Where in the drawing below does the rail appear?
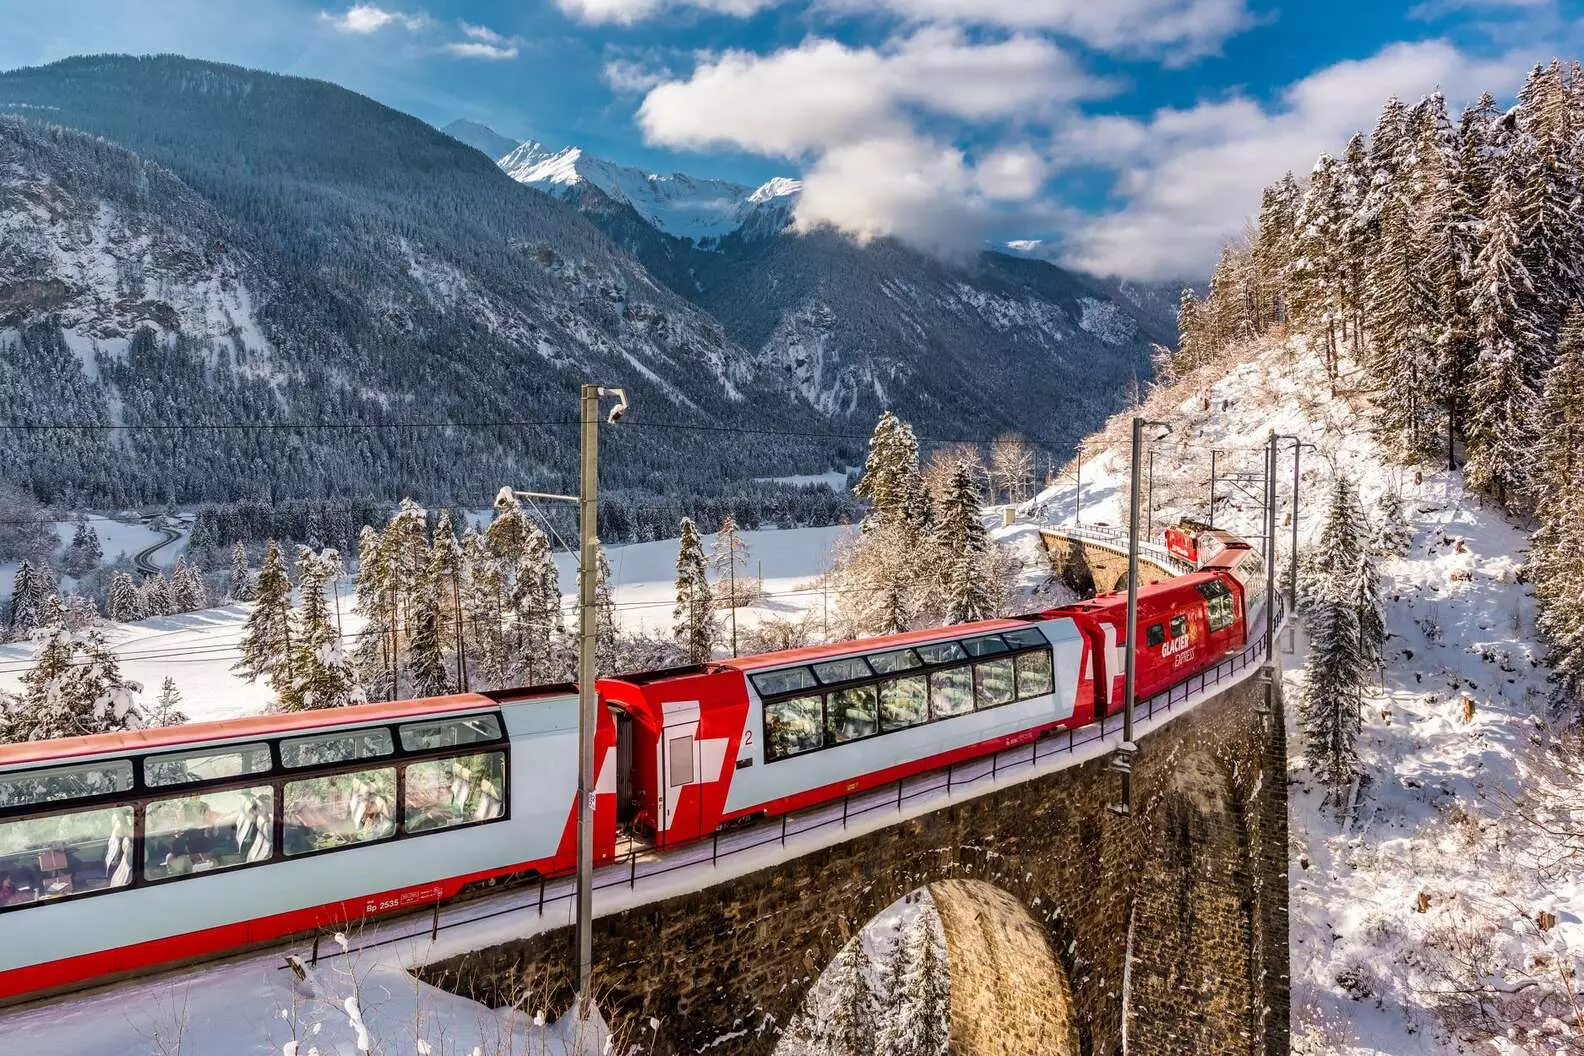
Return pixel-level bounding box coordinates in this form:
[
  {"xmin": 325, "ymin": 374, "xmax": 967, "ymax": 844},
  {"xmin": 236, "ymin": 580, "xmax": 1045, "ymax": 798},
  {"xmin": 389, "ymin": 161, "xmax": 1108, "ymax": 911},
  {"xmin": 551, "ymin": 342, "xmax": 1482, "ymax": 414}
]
[{"xmin": 291, "ymin": 592, "xmax": 1287, "ymax": 971}]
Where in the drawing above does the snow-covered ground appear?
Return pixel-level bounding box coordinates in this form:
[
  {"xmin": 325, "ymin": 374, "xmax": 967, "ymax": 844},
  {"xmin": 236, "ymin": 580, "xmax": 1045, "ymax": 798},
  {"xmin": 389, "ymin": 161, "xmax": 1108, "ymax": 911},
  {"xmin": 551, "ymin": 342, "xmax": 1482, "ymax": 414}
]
[
  {"xmin": 0, "ymin": 525, "xmax": 857, "ymax": 721},
  {"xmin": 1100, "ymin": 335, "xmax": 1567, "ymax": 1053}
]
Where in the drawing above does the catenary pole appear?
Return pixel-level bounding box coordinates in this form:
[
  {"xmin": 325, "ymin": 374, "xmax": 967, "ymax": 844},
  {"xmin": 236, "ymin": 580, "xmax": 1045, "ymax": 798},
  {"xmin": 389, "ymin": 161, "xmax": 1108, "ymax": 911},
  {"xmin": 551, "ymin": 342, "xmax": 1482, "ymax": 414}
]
[
  {"xmin": 575, "ymin": 383, "xmax": 599, "ymax": 1013},
  {"xmin": 1264, "ymin": 432, "xmax": 1278, "ymax": 662}
]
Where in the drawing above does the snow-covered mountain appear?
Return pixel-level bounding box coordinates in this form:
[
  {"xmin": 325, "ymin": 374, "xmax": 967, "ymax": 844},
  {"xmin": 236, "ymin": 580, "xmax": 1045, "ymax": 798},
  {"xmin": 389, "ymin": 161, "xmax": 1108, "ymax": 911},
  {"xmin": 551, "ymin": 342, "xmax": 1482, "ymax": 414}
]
[{"xmin": 496, "ymin": 135, "xmax": 801, "ymax": 247}]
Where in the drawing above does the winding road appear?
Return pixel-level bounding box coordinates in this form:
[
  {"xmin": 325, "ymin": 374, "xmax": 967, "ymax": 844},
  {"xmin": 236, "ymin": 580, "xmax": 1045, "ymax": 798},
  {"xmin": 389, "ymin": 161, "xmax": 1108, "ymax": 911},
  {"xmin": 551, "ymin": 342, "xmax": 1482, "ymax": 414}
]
[{"xmin": 132, "ymin": 524, "xmax": 182, "ymax": 577}]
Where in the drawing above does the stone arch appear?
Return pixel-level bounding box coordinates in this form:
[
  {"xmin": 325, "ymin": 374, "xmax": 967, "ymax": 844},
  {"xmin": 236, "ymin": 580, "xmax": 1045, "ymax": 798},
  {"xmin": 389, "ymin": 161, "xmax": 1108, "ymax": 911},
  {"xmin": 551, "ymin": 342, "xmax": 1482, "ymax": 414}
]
[{"xmin": 929, "ymin": 879, "xmax": 1082, "ymax": 1056}]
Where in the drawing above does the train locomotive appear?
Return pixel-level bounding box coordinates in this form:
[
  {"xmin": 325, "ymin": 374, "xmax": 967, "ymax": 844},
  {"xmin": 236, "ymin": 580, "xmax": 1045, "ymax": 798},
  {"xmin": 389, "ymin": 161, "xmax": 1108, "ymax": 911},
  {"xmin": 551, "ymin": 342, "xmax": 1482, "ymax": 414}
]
[{"xmin": 0, "ymin": 529, "xmax": 1262, "ymax": 1004}]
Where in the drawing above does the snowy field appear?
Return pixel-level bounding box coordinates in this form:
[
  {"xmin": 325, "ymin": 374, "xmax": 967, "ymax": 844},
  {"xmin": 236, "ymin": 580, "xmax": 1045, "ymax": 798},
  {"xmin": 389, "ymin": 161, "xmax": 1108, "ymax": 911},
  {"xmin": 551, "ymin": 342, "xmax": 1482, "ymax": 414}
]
[{"xmin": 0, "ymin": 525, "xmax": 856, "ymax": 721}]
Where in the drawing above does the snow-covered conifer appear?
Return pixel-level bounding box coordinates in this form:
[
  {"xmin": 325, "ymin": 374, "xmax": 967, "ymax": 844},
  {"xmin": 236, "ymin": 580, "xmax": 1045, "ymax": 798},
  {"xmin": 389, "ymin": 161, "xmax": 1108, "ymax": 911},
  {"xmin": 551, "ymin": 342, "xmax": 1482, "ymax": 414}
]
[
  {"xmin": 170, "ymin": 558, "xmax": 208, "ymax": 612},
  {"xmin": 855, "ymin": 411, "xmax": 922, "ymax": 531},
  {"xmin": 937, "ymin": 463, "xmax": 994, "ymax": 624},
  {"xmin": 351, "ymin": 524, "xmax": 398, "ymax": 701},
  {"xmin": 407, "ymin": 564, "xmax": 452, "ymax": 698},
  {"xmin": 818, "ymin": 939, "xmax": 876, "ymax": 1056},
  {"xmin": 234, "ymin": 539, "xmax": 294, "ymax": 697},
  {"xmin": 148, "ymin": 676, "xmax": 187, "ymax": 728},
  {"xmin": 7, "ymin": 560, "xmax": 47, "ymax": 640},
  {"xmin": 884, "ymin": 904, "xmax": 950, "ymax": 1056},
  {"xmin": 62, "ymin": 521, "xmax": 103, "ymax": 577},
  {"xmin": 1533, "ymin": 307, "xmax": 1584, "ymax": 703},
  {"xmin": 14, "ymin": 624, "xmax": 144, "ymax": 740},
  {"xmin": 137, "ymin": 572, "xmax": 173, "ymax": 617},
  {"xmin": 105, "ymin": 571, "xmax": 141, "ymax": 623},
  {"xmin": 462, "ymin": 529, "xmax": 507, "ymax": 690},
  {"xmin": 228, "ymin": 541, "xmax": 253, "ymax": 601},
  {"xmin": 285, "ymin": 548, "xmax": 359, "ymax": 711},
  {"xmin": 672, "ymin": 518, "xmax": 716, "ymax": 664}
]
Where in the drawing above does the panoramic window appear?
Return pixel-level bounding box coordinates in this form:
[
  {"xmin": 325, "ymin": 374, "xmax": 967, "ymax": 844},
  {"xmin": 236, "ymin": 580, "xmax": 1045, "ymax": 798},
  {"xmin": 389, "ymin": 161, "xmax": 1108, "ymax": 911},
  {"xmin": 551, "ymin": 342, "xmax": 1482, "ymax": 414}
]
[
  {"xmin": 282, "ymin": 767, "xmax": 397, "ymax": 855},
  {"xmin": 974, "ymin": 658, "xmax": 1016, "ymax": 709},
  {"xmin": 929, "ymin": 667, "xmax": 975, "ymax": 719},
  {"xmin": 764, "ymin": 694, "xmax": 824, "ymax": 760},
  {"xmin": 0, "ymin": 805, "xmax": 135, "ymax": 905},
  {"xmin": 916, "ymin": 641, "xmax": 967, "ymax": 666},
  {"xmin": 962, "ymin": 635, "xmax": 1009, "ymax": 658},
  {"xmin": 1001, "ymin": 627, "xmax": 1049, "ymax": 650},
  {"xmin": 813, "ymin": 657, "xmax": 873, "ymax": 685},
  {"xmin": 399, "ymin": 715, "xmax": 502, "ymax": 753},
  {"xmin": 878, "ymin": 675, "xmax": 929, "ymax": 731},
  {"xmin": 1015, "ymin": 651, "xmax": 1055, "ymax": 699},
  {"xmin": 752, "ymin": 667, "xmax": 818, "ymax": 698},
  {"xmin": 144, "ymin": 785, "xmax": 274, "ymax": 879},
  {"xmin": 826, "ymin": 685, "xmax": 879, "ymax": 743},
  {"xmin": 145, "ymin": 743, "xmax": 272, "ymax": 788},
  {"xmin": 868, "ymin": 648, "xmax": 923, "ymax": 675},
  {"xmin": 0, "ymin": 761, "xmax": 133, "ymax": 810},
  {"xmin": 403, "ymin": 752, "xmax": 506, "ymax": 833},
  {"xmin": 281, "ymin": 728, "xmax": 394, "ymax": 769}
]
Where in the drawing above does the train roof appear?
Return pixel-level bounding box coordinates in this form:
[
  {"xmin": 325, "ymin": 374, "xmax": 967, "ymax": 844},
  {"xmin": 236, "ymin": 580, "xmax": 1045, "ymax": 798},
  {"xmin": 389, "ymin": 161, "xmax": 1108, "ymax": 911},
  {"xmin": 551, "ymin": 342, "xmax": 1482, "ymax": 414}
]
[
  {"xmin": 1063, "ymin": 570, "xmax": 1228, "ymax": 614},
  {"xmin": 0, "ymin": 691, "xmax": 506, "ymax": 770},
  {"xmin": 713, "ymin": 617, "xmax": 1038, "ymax": 674}
]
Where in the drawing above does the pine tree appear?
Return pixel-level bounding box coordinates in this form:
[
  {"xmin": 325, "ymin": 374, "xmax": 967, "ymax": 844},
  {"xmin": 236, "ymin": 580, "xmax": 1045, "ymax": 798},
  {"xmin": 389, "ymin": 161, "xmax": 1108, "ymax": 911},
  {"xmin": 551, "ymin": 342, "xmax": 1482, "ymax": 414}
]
[
  {"xmin": 351, "ymin": 524, "xmax": 398, "ymax": 701},
  {"xmin": 1299, "ymin": 476, "xmax": 1372, "ymax": 796},
  {"xmin": 285, "ymin": 548, "xmax": 359, "ymax": 711},
  {"xmin": 234, "ymin": 539, "xmax": 294, "ymax": 697},
  {"xmin": 170, "ymin": 558, "xmax": 208, "ymax": 612},
  {"xmin": 148, "ymin": 676, "xmax": 188, "ymax": 728},
  {"xmin": 511, "ymin": 522, "xmax": 565, "ymax": 684},
  {"xmin": 429, "ymin": 510, "xmax": 465, "ymax": 692},
  {"xmin": 1254, "ymin": 172, "xmax": 1300, "ymax": 328},
  {"xmin": 137, "ymin": 573, "xmax": 173, "ymax": 618},
  {"xmin": 1532, "ymin": 307, "xmax": 1584, "ymax": 703},
  {"xmin": 592, "ymin": 542, "xmax": 619, "ymax": 676},
  {"xmin": 228, "ymin": 541, "xmax": 254, "ymax": 602},
  {"xmin": 855, "ymin": 411, "xmax": 922, "ymax": 531},
  {"xmin": 462, "ymin": 529, "xmax": 507, "ymax": 690},
  {"xmin": 13, "ymin": 624, "xmax": 145, "ymax": 740},
  {"xmin": 7, "ymin": 560, "xmax": 47, "ymax": 640},
  {"xmin": 1466, "ymin": 165, "xmax": 1545, "ymax": 511},
  {"xmin": 1172, "ymin": 287, "xmax": 1203, "ymax": 377},
  {"xmin": 105, "ymin": 571, "xmax": 141, "ymax": 622},
  {"xmin": 1288, "ymin": 154, "xmax": 1347, "ymax": 385},
  {"xmin": 937, "ymin": 463, "xmax": 994, "ymax": 624},
  {"xmin": 1372, "ymin": 491, "xmax": 1413, "ymax": 558},
  {"xmin": 408, "ymin": 567, "xmax": 452, "ymax": 698},
  {"xmin": 62, "ymin": 521, "xmax": 103, "ymax": 577},
  {"xmin": 885, "ymin": 904, "xmax": 950, "ymax": 1056},
  {"xmin": 818, "ymin": 939, "xmax": 876, "ymax": 1056},
  {"xmin": 673, "ymin": 518, "xmax": 716, "ymax": 664}
]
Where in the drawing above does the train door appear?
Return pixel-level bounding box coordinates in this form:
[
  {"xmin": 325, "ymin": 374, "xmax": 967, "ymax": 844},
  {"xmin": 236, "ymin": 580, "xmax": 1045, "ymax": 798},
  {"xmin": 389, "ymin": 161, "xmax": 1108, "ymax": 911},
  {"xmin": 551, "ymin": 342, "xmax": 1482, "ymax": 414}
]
[
  {"xmin": 659, "ymin": 702, "xmax": 705, "ymax": 846},
  {"xmin": 610, "ymin": 706, "xmax": 635, "ymax": 826}
]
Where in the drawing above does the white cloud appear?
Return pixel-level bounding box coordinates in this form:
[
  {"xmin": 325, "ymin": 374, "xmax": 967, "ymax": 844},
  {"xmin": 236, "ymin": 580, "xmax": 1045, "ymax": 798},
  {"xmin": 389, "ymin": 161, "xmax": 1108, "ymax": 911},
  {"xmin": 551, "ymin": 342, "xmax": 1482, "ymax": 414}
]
[
  {"xmin": 603, "ymin": 58, "xmax": 671, "ymax": 94},
  {"xmin": 443, "ymin": 40, "xmax": 519, "ymax": 59},
  {"xmin": 1408, "ymin": 0, "xmax": 1550, "ymax": 19},
  {"xmin": 1059, "ymin": 39, "xmax": 1525, "ymax": 279},
  {"xmin": 638, "ymin": 29, "xmax": 1106, "ymax": 156},
  {"xmin": 556, "ymin": 0, "xmax": 777, "ymax": 25},
  {"xmin": 823, "ymin": 0, "xmax": 1258, "ymax": 61},
  {"xmin": 443, "ymin": 21, "xmax": 523, "ymax": 59},
  {"xmin": 634, "ymin": 28, "xmax": 1106, "ymax": 251},
  {"xmin": 319, "ymin": 4, "xmax": 428, "ymax": 33}
]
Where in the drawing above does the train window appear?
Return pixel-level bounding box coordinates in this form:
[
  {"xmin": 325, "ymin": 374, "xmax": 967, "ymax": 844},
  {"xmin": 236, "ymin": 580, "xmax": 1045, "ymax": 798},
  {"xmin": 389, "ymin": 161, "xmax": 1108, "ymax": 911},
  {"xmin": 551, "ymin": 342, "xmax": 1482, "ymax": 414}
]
[
  {"xmin": 826, "ymin": 685, "xmax": 879, "ymax": 744},
  {"xmin": 929, "ymin": 667, "xmax": 974, "ymax": 719},
  {"xmin": 1170, "ymin": 615, "xmax": 1189, "ymax": 639},
  {"xmin": 404, "ymin": 752, "xmax": 506, "ymax": 833},
  {"xmin": 1146, "ymin": 624, "xmax": 1166, "ymax": 648},
  {"xmin": 813, "ymin": 657, "xmax": 874, "ymax": 685},
  {"xmin": 878, "ymin": 675, "xmax": 929, "ymax": 731},
  {"xmin": 764, "ymin": 694, "xmax": 823, "ymax": 760},
  {"xmin": 399, "ymin": 715, "xmax": 503, "ymax": 753},
  {"xmin": 1001, "ymin": 627, "xmax": 1048, "ymax": 650},
  {"xmin": 281, "ymin": 729, "xmax": 395, "ymax": 769},
  {"xmin": 962, "ymin": 635, "xmax": 1009, "ymax": 658},
  {"xmin": 973, "ymin": 659, "xmax": 1016, "ymax": 709},
  {"xmin": 144, "ymin": 786, "xmax": 274, "ymax": 880},
  {"xmin": 752, "ymin": 667, "xmax": 818, "ymax": 698},
  {"xmin": 282, "ymin": 767, "xmax": 397, "ymax": 856},
  {"xmin": 0, "ymin": 760, "xmax": 133, "ymax": 810},
  {"xmin": 868, "ymin": 648, "xmax": 923, "ymax": 675},
  {"xmin": 916, "ymin": 641, "xmax": 967, "ymax": 666},
  {"xmin": 0, "ymin": 805, "xmax": 134, "ymax": 905},
  {"xmin": 1015, "ymin": 651, "xmax": 1054, "ymax": 699},
  {"xmin": 1207, "ymin": 594, "xmax": 1236, "ymax": 632},
  {"xmin": 145, "ymin": 744, "xmax": 272, "ymax": 789}
]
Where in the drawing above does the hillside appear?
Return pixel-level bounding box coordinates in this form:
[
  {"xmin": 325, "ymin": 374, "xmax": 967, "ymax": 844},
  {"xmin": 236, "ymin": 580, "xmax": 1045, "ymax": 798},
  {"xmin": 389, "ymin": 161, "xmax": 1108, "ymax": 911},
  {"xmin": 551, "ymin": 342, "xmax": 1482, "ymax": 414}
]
[
  {"xmin": 1060, "ymin": 335, "xmax": 1574, "ymax": 1053},
  {"xmin": 0, "ymin": 57, "xmax": 1175, "ymax": 510}
]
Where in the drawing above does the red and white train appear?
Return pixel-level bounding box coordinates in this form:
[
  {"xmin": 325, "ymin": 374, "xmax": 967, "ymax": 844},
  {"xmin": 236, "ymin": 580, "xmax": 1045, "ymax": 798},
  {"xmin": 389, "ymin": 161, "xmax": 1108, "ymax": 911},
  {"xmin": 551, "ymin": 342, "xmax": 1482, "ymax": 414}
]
[{"xmin": 0, "ymin": 530, "xmax": 1264, "ymax": 1005}]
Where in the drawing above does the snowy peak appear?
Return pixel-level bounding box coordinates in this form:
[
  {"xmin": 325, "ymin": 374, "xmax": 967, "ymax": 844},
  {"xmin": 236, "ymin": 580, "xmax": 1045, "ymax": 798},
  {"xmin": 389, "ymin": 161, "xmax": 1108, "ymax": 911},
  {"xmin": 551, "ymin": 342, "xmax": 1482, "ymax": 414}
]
[{"xmin": 493, "ymin": 134, "xmax": 800, "ymax": 247}]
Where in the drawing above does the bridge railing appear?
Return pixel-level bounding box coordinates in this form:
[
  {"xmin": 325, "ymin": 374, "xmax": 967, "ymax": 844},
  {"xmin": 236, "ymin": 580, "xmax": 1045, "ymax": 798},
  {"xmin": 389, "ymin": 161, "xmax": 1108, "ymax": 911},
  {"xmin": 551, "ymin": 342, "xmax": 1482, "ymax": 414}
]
[
  {"xmin": 1038, "ymin": 521, "xmax": 1197, "ymax": 577},
  {"xmin": 299, "ymin": 596, "xmax": 1288, "ymax": 969}
]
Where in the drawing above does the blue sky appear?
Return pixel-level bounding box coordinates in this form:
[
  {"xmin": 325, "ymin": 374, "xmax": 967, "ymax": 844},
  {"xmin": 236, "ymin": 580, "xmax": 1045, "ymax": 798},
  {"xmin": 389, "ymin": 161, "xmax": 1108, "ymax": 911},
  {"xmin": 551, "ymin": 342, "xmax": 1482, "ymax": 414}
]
[{"xmin": 3, "ymin": 0, "xmax": 1580, "ymax": 278}]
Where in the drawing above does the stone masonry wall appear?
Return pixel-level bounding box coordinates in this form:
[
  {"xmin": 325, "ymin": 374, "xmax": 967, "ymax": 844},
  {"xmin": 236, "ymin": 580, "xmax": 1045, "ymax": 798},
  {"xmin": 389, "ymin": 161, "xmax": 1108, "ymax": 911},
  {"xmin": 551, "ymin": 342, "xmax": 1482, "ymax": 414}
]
[{"xmin": 419, "ymin": 676, "xmax": 1290, "ymax": 1056}]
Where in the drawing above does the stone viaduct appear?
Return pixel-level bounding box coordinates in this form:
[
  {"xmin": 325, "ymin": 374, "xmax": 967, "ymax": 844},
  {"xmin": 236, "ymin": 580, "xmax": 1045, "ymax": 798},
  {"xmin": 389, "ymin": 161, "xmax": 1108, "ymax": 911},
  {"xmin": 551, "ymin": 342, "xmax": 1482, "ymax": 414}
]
[{"xmin": 422, "ymin": 649, "xmax": 1291, "ymax": 1055}]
